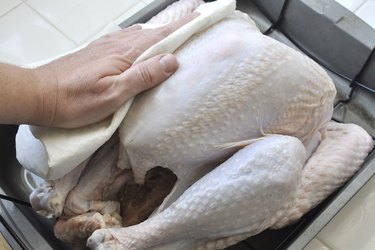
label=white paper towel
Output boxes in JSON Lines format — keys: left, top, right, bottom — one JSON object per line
{"left": 16, "top": 0, "right": 236, "bottom": 180}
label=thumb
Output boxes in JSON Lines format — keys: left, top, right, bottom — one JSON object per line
{"left": 119, "top": 53, "right": 178, "bottom": 99}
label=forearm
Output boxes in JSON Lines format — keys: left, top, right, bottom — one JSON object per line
{"left": 0, "top": 14, "right": 193, "bottom": 128}
{"left": 0, "top": 63, "right": 44, "bottom": 125}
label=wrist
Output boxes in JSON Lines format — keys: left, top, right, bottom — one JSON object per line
{"left": 0, "top": 63, "right": 47, "bottom": 125}
{"left": 30, "top": 65, "right": 58, "bottom": 127}
{"left": 18, "top": 67, "right": 44, "bottom": 126}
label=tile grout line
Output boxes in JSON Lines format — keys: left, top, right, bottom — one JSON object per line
{"left": 84, "top": 0, "right": 146, "bottom": 46}
{"left": 316, "top": 235, "right": 335, "bottom": 250}
{"left": 0, "top": 2, "right": 24, "bottom": 19}
{"left": 23, "top": 2, "right": 79, "bottom": 47}
{"left": 80, "top": 1, "right": 143, "bottom": 46}
{"left": 113, "top": 1, "right": 147, "bottom": 26}
{"left": 110, "top": 1, "right": 141, "bottom": 25}
{"left": 24, "top": 0, "right": 146, "bottom": 47}
{"left": 353, "top": 0, "right": 368, "bottom": 12}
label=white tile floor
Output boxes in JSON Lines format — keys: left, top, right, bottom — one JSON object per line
{"left": 0, "top": 0, "right": 21, "bottom": 17}
{"left": 335, "top": 0, "right": 367, "bottom": 12}
{"left": 315, "top": 176, "right": 375, "bottom": 250}
{"left": 0, "top": 4, "right": 76, "bottom": 65}
{"left": 355, "top": 0, "right": 375, "bottom": 29}
{"left": 0, "top": 0, "right": 374, "bottom": 250}
{"left": 304, "top": 239, "right": 332, "bottom": 250}
{"left": 27, "top": 0, "right": 142, "bottom": 44}
{"left": 0, "top": 0, "right": 152, "bottom": 65}
{"left": 335, "top": 0, "right": 375, "bottom": 28}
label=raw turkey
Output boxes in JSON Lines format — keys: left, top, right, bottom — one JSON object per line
{"left": 27, "top": 0, "right": 373, "bottom": 249}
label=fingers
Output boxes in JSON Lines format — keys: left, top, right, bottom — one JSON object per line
{"left": 120, "top": 12, "right": 199, "bottom": 40}
{"left": 156, "top": 12, "right": 200, "bottom": 36}
{"left": 117, "top": 53, "right": 178, "bottom": 101}
{"left": 120, "top": 12, "right": 199, "bottom": 37}
{"left": 125, "top": 24, "right": 142, "bottom": 31}
{"left": 95, "top": 12, "right": 199, "bottom": 68}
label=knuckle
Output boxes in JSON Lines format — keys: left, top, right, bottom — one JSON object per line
{"left": 146, "top": 29, "right": 166, "bottom": 41}
{"left": 96, "top": 79, "right": 123, "bottom": 106}
{"left": 137, "top": 63, "right": 153, "bottom": 86}
{"left": 101, "top": 33, "right": 112, "bottom": 40}
{"left": 156, "top": 27, "right": 171, "bottom": 37}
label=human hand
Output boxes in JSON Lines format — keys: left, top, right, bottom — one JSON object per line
{"left": 31, "top": 13, "right": 198, "bottom": 128}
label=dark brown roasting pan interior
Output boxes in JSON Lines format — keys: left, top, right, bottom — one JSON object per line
{"left": 1, "top": 0, "right": 374, "bottom": 249}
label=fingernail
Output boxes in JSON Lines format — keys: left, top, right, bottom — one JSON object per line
{"left": 159, "top": 54, "right": 178, "bottom": 73}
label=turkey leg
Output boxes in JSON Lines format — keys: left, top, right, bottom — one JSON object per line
{"left": 87, "top": 135, "right": 306, "bottom": 249}
{"left": 272, "top": 122, "right": 373, "bottom": 228}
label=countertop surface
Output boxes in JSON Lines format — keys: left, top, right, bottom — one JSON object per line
{"left": 0, "top": 232, "right": 11, "bottom": 250}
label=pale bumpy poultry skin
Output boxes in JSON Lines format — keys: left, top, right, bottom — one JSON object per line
{"left": 119, "top": 5, "right": 335, "bottom": 211}
{"left": 271, "top": 122, "right": 374, "bottom": 229}
{"left": 88, "top": 122, "right": 373, "bottom": 250}
{"left": 88, "top": 135, "right": 306, "bottom": 249}
{"left": 88, "top": 0, "right": 371, "bottom": 248}
{"left": 28, "top": 0, "right": 373, "bottom": 249}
